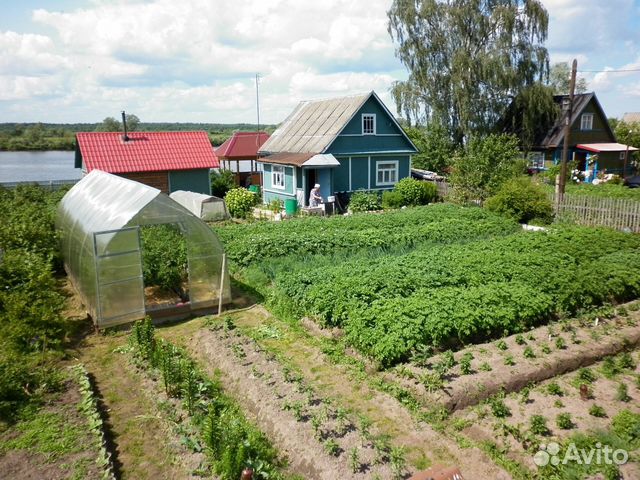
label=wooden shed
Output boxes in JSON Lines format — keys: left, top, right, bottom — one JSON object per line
{"left": 75, "top": 131, "right": 219, "bottom": 195}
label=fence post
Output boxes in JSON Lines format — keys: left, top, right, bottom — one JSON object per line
{"left": 217, "top": 253, "right": 227, "bottom": 316}
{"left": 554, "top": 175, "right": 561, "bottom": 214}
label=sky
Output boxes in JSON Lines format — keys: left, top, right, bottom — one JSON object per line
{"left": 0, "top": 0, "right": 639, "bottom": 124}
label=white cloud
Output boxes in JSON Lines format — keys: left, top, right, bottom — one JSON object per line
{"left": 0, "top": 0, "right": 402, "bottom": 122}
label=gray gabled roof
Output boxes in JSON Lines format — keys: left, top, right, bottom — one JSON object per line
{"left": 259, "top": 91, "right": 416, "bottom": 155}
{"left": 622, "top": 112, "right": 640, "bottom": 123}
{"left": 259, "top": 93, "right": 369, "bottom": 154}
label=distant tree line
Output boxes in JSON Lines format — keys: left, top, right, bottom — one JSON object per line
{"left": 0, "top": 118, "right": 276, "bottom": 151}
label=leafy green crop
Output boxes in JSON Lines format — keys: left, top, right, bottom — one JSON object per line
{"left": 271, "top": 225, "right": 640, "bottom": 366}
{"left": 215, "top": 204, "right": 521, "bottom": 268}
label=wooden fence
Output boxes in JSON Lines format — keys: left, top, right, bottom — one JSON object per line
{"left": 551, "top": 193, "right": 640, "bottom": 233}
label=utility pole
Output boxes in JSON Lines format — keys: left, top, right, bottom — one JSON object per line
{"left": 559, "top": 59, "right": 577, "bottom": 200}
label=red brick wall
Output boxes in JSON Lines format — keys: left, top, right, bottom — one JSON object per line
{"left": 118, "top": 171, "right": 169, "bottom": 193}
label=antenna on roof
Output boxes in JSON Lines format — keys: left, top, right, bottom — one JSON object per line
{"left": 255, "top": 73, "right": 261, "bottom": 145}
{"left": 121, "top": 110, "right": 129, "bottom": 142}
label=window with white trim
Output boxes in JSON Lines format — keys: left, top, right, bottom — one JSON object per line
{"left": 376, "top": 161, "right": 398, "bottom": 185}
{"left": 581, "top": 113, "right": 593, "bottom": 131}
{"left": 271, "top": 165, "right": 285, "bottom": 189}
{"left": 528, "top": 152, "right": 544, "bottom": 169}
{"left": 362, "top": 114, "right": 376, "bottom": 135}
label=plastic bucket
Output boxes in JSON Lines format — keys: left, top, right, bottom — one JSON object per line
{"left": 284, "top": 198, "right": 298, "bottom": 216}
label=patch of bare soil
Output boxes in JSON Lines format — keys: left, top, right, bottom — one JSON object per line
{"left": 160, "top": 307, "right": 511, "bottom": 480}
{"left": 145, "top": 285, "right": 183, "bottom": 307}
{"left": 0, "top": 381, "right": 103, "bottom": 480}
{"left": 453, "top": 349, "right": 640, "bottom": 476}
{"left": 387, "top": 303, "right": 640, "bottom": 412}
{"left": 73, "top": 332, "right": 202, "bottom": 480}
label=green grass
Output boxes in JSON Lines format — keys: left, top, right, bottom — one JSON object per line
{"left": 1, "top": 408, "right": 89, "bottom": 461}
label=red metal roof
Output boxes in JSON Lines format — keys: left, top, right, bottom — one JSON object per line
{"left": 76, "top": 131, "right": 219, "bottom": 174}
{"left": 215, "top": 131, "right": 270, "bottom": 160}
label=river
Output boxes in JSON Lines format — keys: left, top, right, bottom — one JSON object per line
{"left": 0, "top": 151, "right": 80, "bottom": 183}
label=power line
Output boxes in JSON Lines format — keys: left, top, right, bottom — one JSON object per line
{"left": 577, "top": 68, "right": 640, "bottom": 73}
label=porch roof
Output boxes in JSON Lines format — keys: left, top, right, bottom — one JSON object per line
{"left": 577, "top": 143, "right": 638, "bottom": 153}
{"left": 258, "top": 152, "right": 340, "bottom": 167}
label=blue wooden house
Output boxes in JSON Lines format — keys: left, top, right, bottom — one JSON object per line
{"left": 258, "top": 91, "right": 417, "bottom": 206}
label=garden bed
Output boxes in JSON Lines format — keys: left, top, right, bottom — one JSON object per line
{"left": 451, "top": 349, "right": 640, "bottom": 479}
{"left": 384, "top": 302, "right": 640, "bottom": 412}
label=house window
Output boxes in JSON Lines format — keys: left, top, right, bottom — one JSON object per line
{"left": 620, "top": 151, "right": 626, "bottom": 160}
{"left": 376, "top": 161, "right": 398, "bottom": 185}
{"left": 362, "top": 114, "right": 376, "bottom": 135}
{"left": 528, "top": 152, "right": 544, "bottom": 170}
{"left": 271, "top": 165, "right": 285, "bottom": 189}
{"left": 581, "top": 113, "right": 593, "bottom": 131}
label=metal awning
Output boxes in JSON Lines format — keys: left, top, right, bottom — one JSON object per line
{"left": 258, "top": 152, "right": 340, "bottom": 167}
{"left": 577, "top": 143, "right": 638, "bottom": 153}
{"left": 302, "top": 154, "right": 340, "bottom": 167}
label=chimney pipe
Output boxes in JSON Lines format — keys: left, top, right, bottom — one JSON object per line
{"left": 121, "top": 110, "right": 129, "bottom": 141}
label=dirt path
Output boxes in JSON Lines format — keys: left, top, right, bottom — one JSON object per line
{"left": 72, "top": 333, "right": 198, "bottom": 480}
{"left": 159, "top": 306, "right": 511, "bottom": 480}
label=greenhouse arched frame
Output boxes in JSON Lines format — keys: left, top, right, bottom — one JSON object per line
{"left": 57, "top": 170, "right": 231, "bottom": 328}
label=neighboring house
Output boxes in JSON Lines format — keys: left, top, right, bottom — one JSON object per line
{"left": 505, "top": 92, "right": 636, "bottom": 179}
{"left": 257, "top": 91, "right": 418, "bottom": 206}
{"left": 622, "top": 112, "right": 640, "bottom": 123}
{"left": 215, "top": 131, "right": 270, "bottom": 186}
{"left": 75, "top": 131, "right": 218, "bottom": 194}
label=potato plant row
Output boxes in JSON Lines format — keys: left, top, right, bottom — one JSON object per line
{"left": 215, "top": 204, "right": 521, "bottom": 267}
{"left": 274, "top": 227, "right": 640, "bottom": 366}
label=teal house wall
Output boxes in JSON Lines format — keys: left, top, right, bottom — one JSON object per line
{"left": 262, "top": 163, "right": 297, "bottom": 204}
{"left": 258, "top": 91, "right": 418, "bottom": 206}
{"left": 169, "top": 169, "right": 211, "bottom": 195}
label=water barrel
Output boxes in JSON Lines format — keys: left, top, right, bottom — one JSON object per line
{"left": 284, "top": 198, "right": 298, "bottom": 216}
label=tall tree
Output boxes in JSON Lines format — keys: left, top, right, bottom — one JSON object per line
{"left": 95, "top": 114, "right": 140, "bottom": 132}
{"left": 549, "top": 62, "right": 587, "bottom": 95}
{"left": 388, "top": 0, "right": 550, "bottom": 146}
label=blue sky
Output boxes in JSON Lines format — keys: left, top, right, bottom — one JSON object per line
{"left": 0, "top": 0, "right": 639, "bottom": 124}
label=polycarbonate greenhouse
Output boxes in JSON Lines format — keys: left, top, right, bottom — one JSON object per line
{"left": 169, "top": 190, "right": 229, "bottom": 221}
{"left": 57, "top": 170, "right": 231, "bottom": 328}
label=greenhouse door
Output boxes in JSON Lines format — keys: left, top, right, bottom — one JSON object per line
{"left": 94, "top": 227, "right": 146, "bottom": 327}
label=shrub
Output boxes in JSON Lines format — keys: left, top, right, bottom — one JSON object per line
{"left": 484, "top": 177, "right": 553, "bottom": 224}
{"left": 393, "top": 178, "right": 437, "bottom": 206}
{"left": 349, "top": 190, "right": 381, "bottom": 212}
{"left": 225, "top": 187, "right": 258, "bottom": 218}
{"left": 210, "top": 169, "right": 236, "bottom": 198}
{"left": 449, "top": 133, "right": 524, "bottom": 203}
{"left": 382, "top": 190, "right": 404, "bottom": 209}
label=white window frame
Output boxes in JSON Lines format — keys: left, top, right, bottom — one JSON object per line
{"left": 528, "top": 152, "right": 544, "bottom": 169}
{"left": 362, "top": 114, "right": 376, "bottom": 135}
{"left": 581, "top": 113, "right": 593, "bottom": 131}
{"left": 271, "top": 164, "right": 285, "bottom": 190}
{"left": 620, "top": 151, "right": 626, "bottom": 160}
{"left": 376, "top": 160, "right": 398, "bottom": 186}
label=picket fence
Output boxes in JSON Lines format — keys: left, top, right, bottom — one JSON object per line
{"left": 551, "top": 193, "right": 640, "bottom": 233}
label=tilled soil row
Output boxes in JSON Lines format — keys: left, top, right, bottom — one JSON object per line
{"left": 386, "top": 309, "right": 640, "bottom": 412}
{"left": 163, "top": 310, "right": 512, "bottom": 480}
